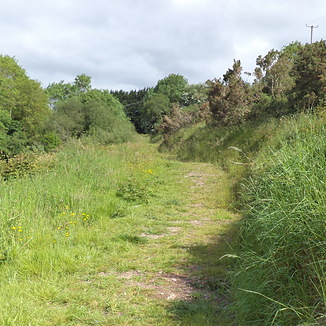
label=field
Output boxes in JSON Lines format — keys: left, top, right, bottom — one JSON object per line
{"left": 0, "top": 136, "right": 238, "bottom": 325}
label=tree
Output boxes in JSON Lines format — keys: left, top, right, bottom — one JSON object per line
{"left": 47, "top": 82, "right": 135, "bottom": 144}
{"left": 255, "top": 49, "right": 295, "bottom": 99}
{"left": 0, "top": 109, "right": 27, "bottom": 157}
{"left": 159, "top": 103, "right": 193, "bottom": 137}
{"left": 0, "top": 55, "right": 49, "bottom": 138}
{"left": 142, "top": 93, "right": 170, "bottom": 133}
{"left": 207, "top": 60, "right": 251, "bottom": 125}
{"left": 154, "top": 73, "right": 188, "bottom": 104}
{"left": 50, "top": 97, "right": 85, "bottom": 140}
{"left": 292, "top": 40, "right": 326, "bottom": 110}
{"left": 110, "top": 88, "right": 151, "bottom": 133}
{"left": 46, "top": 74, "right": 92, "bottom": 105}
{"left": 72, "top": 74, "right": 92, "bottom": 93}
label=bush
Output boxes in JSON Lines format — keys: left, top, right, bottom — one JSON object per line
{"left": 0, "top": 152, "right": 55, "bottom": 180}
{"left": 41, "top": 132, "right": 62, "bottom": 151}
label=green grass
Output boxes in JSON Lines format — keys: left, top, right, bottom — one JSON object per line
{"left": 162, "top": 113, "right": 326, "bottom": 325}
{"left": 160, "top": 114, "right": 325, "bottom": 205}
{"left": 232, "top": 116, "right": 326, "bottom": 325}
{"left": 0, "top": 136, "right": 238, "bottom": 325}
{"left": 2, "top": 113, "right": 323, "bottom": 325}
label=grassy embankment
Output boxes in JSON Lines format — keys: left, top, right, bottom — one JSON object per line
{"left": 161, "top": 113, "right": 326, "bottom": 325}
{"left": 0, "top": 136, "right": 239, "bottom": 325}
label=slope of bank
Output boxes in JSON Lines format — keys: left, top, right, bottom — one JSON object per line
{"left": 160, "top": 113, "right": 326, "bottom": 325}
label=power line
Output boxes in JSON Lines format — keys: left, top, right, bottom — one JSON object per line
{"left": 306, "top": 24, "right": 318, "bottom": 44}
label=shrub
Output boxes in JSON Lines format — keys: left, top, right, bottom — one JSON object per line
{"left": 41, "top": 132, "right": 62, "bottom": 151}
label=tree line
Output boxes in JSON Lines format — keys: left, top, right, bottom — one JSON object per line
{"left": 112, "top": 40, "right": 325, "bottom": 138}
{"left": 0, "top": 40, "right": 325, "bottom": 158}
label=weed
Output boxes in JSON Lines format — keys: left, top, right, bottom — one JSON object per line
{"left": 116, "top": 179, "right": 150, "bottom": 203}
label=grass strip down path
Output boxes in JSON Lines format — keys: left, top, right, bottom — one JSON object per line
{"left": 0, "top": 138, "right": 239, "bottom": 325}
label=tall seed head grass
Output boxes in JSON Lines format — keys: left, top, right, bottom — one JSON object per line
{"left": 232, "top": 115, "right": 326, "bottom": 325}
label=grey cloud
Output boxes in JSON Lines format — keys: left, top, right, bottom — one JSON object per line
{"left": 1, "top": 0, "right": 325, "bottom": 90}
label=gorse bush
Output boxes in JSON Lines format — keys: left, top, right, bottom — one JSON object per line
{"left": 0, "top": 152, "right": 55, "bottom": 180}
{"left": 232, "top": 116, "right": 326, "bottom": 325}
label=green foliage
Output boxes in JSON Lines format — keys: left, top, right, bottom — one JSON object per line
{"left": 116, "top": 179, "right": 150, "bottom": 203}
{"left": 292, "top": 40, "right": 326, "bottom": 110}
{"left": 0, "top": 109, "right": 27, "bottom": 157}
{"left": 232, "top": 116, "right": 325, "bottom": 325}
{"left": 205, "top": 41, "right": 326, "bottom": 126}
{"left": 45, "top": 73, "right": 92, "bottom": 105}
{"left": 40, "top": 132, "right": 62, "bottom": 152}
{"left": 0, "top": 152, "right": 55, "bottom": 180}
{"left": 181, "top": 83, "right": 209, "bottom": 106}
{"left": 0, "top": 55, "right": 50, "bottom": 156}
{"left": 254, "top": 48, "right": 295, "bottom": 115}
{"left": 50, "top": 97, "right": 85, "bottom": 139}
{"left": 46, "top": 78, "right": 135, "bottom": 144}
{"left": 207, "top": 60, "right": 251, "bottom": 126}
{"left": 142, "top": 93, "right": 170, "bottom": 133}
{"left": 116, "top": 161, "right": 157, "bottom": 204}
{"left": 161, "top": 113, "right": 326, "bottom": 325}
{"left": 154, "top": 73, "right": 188, "bottom": 104}
{"left": 111, "top": 88, "right": 151, "bottom": 133}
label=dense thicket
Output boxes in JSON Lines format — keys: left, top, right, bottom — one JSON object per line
{"left": 46, "top": 76, "right": 135, "bottom": 146}
{"left": 110, "top": 88, "right": 150, "bottom": 133}
{"left": 206, "top": 41, "right": 325, "bottom": 126}
{"left": 112, "top": 74, "right": 208, "bottom": 134}
{"left": 110, "top": 41, "right": 325, "bottom": 140}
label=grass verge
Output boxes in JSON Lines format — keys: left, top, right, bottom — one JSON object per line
{"left": 232, "top": 116, "right": 325, "bottom": 325}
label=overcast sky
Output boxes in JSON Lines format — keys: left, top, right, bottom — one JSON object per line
{"left": 2, "top": 0, "right": 325, "bottom": 90}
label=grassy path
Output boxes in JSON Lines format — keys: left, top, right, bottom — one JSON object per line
{"left": 125, "top": 161, "right": 239, "bottom": 325}
{"left": 0, "top": 140, "right": 238, "bottom": 325}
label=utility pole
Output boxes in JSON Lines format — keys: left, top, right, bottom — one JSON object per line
{"left": 306, "top": 24, "right": 318, "bottom": 44}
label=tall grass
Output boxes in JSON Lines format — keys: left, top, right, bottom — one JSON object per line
{"left": 0, "top": 134, "right": 240, "bottom": 325}
{"left": 162, "top": 113, "right": 325, "bottom": 324}
{"left": 0, "top": 138, "right": 169, "bottom": 324}
{"left": 160, "top": 115, "right": 316, "bottom": 207}
{"left": 232, "top": 116, "right": 325, "bottom": 325}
